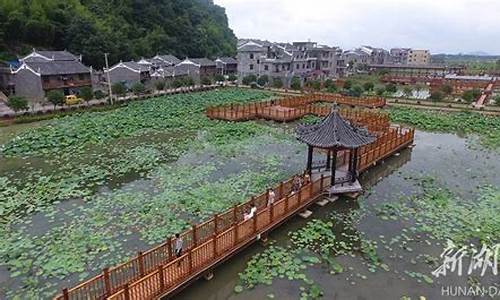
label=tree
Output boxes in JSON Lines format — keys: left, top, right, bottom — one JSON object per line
{"left": 272, "top": 78, "right": 283, "bottom": 89}
{"left": 471, "top": 88, "right": 482, "bottom": 99}
{"left": 462, "top": 90, "right": 475, "bottom": 103}
{"left": 375, "top": 87, "right": 385, "bottom": 96}
{"left": 6, "top": 96, "right": 28, "bottom": 112}
{"left": 80, "top": 87, "right": 93, "bottom": 105}
{"left": 403, "top": 86, "right": 413, "bottom": 98}
{"left": 155, "top": 80, "right": 166, "bottom": 92}
{"left": 214, "top": 74, "right": 225, "bottom": 82}
{"left": 257, "top": 75, "right": 269, "bottom": 86}
{"left": 430, "top": 90, "right": 444, "bottom": 102}
{"left": 184, "top": 77, "right": 195, "bottom": 87}
{"left": 228, "top": 74, "right": 238, "bottom": 82}
{"left": 131, "top": 82, "right": 146, "bottom": 95}
{"left": 291, "top": 76, "right": 301, "bottom": 90}
{"left": 201, "top": 76, "right": 212, "bottom": 86}
{"left": 440, "top": 84, "right": 453, "bottom": 95}
{"left": 343, "top": 80, "right": 353, "bottom": 90}
{"left": 94, "top": 90, "right": 106, "bottom": 100}
{"left": 349, "top": 85, "right": 364, "bottom": 97}
{"left": 242, "top": 75, "right": 257, "bottom": 85}
{"left": 324, "top": 79, "right": 334, "bottom": 89}
{"left": 326, "top": 84, "right": 337, "bottom": 93}
{"left": 363, "top": 81, "right": 374, "bottom": 92}
{"left": 112, "top": 82, "right": 126, "bottom": 97}
{"left": 385, "top": 83, "right": 397, "bottom": 94}
{"left": 47, "top": 90, "right": 64, "bottom": 109}
{"left": 494, "top": 95, "right": 500, "bottom": 105}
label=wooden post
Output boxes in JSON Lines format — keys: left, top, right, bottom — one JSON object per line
{"left": 253, "top": 212, "right": 257, "bottom": 233}
{"left": 124, "top": 283, "right": 130, "bottom": 300}
{"left": 306, "top": 145, "right": 313, "bottom": 176}
{"left": 138, "top": 251, "right": 145, "bottom": 276}
{"left": 298, "top": 187, "right": 302, "bottom": 204}
{"left": 167, "top": 237, "right": 172, "bottom": 261}
{"left": 189, "top": 251, "right": 193, "bottom": 273}
{"left": 158, "top": 265, "right": 165, "bottom": 290}
{"left": 325, "top": 150, "right": 331, "bottom": 170}
{"left": 214, "top": 214, "right": 219, "bottom": 235}
{"left": 279, "top": 182, "right": 284, "bottom": 199}
{"left": 320, "top": 174, "right": 324, "bottom": 191}
{"left": 192, "top": 225, "right": 198, "bottom": 247}
{"left": 103, "top": 267, "right": 111, "bottom": 296}
{"left": 213, "top": 233, "right": 217, "bottom": 257}
{"left": 331, "top": 149, "right": 337, "bottom": 187}
{"left": 284, "top": 195, "right": 289, "bottom": 212}
{"left": 352, "top": 148, "right": 359, "bottom": 183}
{"left": 62, "top": 288, "right": 69, "bottom": 300}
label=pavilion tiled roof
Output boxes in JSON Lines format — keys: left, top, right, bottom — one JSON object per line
{"left": 296, "top": 106, "right": 376, "bottom": 149}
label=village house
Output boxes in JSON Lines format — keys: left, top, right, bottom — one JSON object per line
{"left": 215, "top": 57, "right": 238, "bottom": 75}
{"left": 8, "top": 50, "right": 92, "bottom": 102}
{"left": 176, "top": 58, "right": 217, "bottom": 81}
{"left": 105, "top": 61, "right": 150, "bottom": 87}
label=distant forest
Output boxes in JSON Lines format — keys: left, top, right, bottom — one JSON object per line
{"left": 0, "top": 0, "right": 237, "bottom": 68}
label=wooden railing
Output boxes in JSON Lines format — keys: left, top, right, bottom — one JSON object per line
{"left": 55, "top": 117, "right": 414, "bottom": 300}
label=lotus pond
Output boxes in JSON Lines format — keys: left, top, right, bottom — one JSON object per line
{"left": 1, "top": 89, "right": 499, "bottom": 299}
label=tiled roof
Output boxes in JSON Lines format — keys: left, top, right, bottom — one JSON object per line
{"left": 189, "top": 58, "right": 216, "bottom": 67}
{"left": 23, "top": 50, "right": 79, "bottom": 62}
{"left": 296, "top": 106, "right": 376, "bottom": 149}
{"left": 156, "top": 55, "right": 181, "bottom": 65}
{"left": 24, "top": 60, "right": 90, "bottom": 75}
{"left": 217, "top": 57, "right": 237, "bottom": 64}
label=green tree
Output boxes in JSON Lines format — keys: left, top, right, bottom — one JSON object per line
{"left": 462, "top": 90, "right": 475, "bottom": 103}
{"left": 385, "top": 83, "right": 398, "bottom": 94}
{"left": 257, "top": 75, "right": 269, "bottom": 86}
{"left": 324, "top": 79, "right": 334, "bottom": 89}
{"left": 80, "top": 87, "right": 93, "bottom": 104}
{"left": 242, "top": 75, "right": 257, "bottom": 85}
{"left": 184, "top": 77, "right": 195, "bottom": 87}
{"left": 214, "top": 74, "right": 225, "bottom": 82}
{"left": 47, "top": 90, "right": 64, "bottom": 109}
{"left": 375, "top": 87, "right": 385, "bottom": 96}
{"left": 112, "top": 82, "right": 127, "bottom": 97}
{"left": 94, "top": 90, "right": 106, "bottom": 100}
{"left": 471, "top": 88, "right": 482, "bottom": 99}
{"left": 430, "top": 90, "right": 444, "bottom": 102}
{"left": 494, "top": 95, "right": 500, "bottom": 105}
{"left": 349, "top": 85, "right": 364, "bottom": 97}
{"left": 155, "top": 80, "right": 166, "bottom": 92}
{"left": 228, "top": 74, "right": 238, "bottom": 82}
{"left": 6, "top": 96, "right": 28, "bottom": 112}
{"left": 201, "top": 76, "right": 212, "bottom": 86}
{"left": 326, "top": 85, "right": 337, "bottom": 93}
{"left": 131, "top": 82, "right": 146, "bottom": 95}
{"left": 291, "top": 76, "right": 301, "bottom": 90}
{"left": 272, "top": 78, "right": 283, "bottom": 89}
{"left": 172, "top": 78, "right": 184, "bottom": 88}
{"left": 363, "top": 81, "right": 374, "bottom": 92}
{"left": 343, "top": 80, "right": 353, "bottom": 90}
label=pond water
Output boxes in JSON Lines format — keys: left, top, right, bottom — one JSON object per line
{"left": 173, "top": 130, "right": 500, "bottom": 300}
{"left": 1, "top": 109, "right": 499, "bottom": 299}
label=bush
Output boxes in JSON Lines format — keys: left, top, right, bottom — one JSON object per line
{"left": 385, "top": 83, "right": 397, "bottom": 94}
{"left": 324, "top": 79, "right": 334, "bottom": 89}
{"left": 308, "top": 80, "right": 321, "bottom": 91}
{"left": 94, "top": 90, "right": 106, "bottom": 99}
{"left": 47, "top": 90, "right": 65, "bottom": 108}
{"left": 290, "top": 76, "right": 301, "bottom": 90}
{"left": 184, "top": 77, "right": 195, "bottom": 87}
{"left": 172, "top": 78, "right": 184, "bottom": 88}
{"left": 327, "top": 85, "right": 337, "bottom": 93}
{"left": 257, "top": 75, "right": 269, "bottom": 86}
{"left": 375, "top": 87, "right": 385, "bottom": 96}
{"left": 228, "top": 74, "right": 238, "bottom": 82}
{"left": 214, "top": 74, "right": 225, "bottom": 82}
{"left": 201, "top": 76, "right": 212, "bottom": 86}
{"left": 440, "top": 84, "right": 453, "bottom": 95}
{"left": 80, "top": 86, "right": 93, "bottom": 102}
{"left": 6, "top": 96, "right": 29, "bottom": 112}
{"left": 155, "top": 80, "right": 166, "bottom": 91}
{"left": 430, "top": 90, "right": 444, "bottom": 102}
{"left": 363, "top": 81, "right": 374, "bottom": 91}
{"left": 130, "top": 82, "right": 146, "bottom": 95}
{"left": 272, "top": 77, "right": 283, "bottom": 89}
{"left": 343, "top": 79, "right": 353, "bottom": 90}
{"left": 242, "top": 75, "right": 257, "bottom": 85}
{"left": 349, "top": 85, "right": 364, "bottom": 97}
{"left": 111, "top": 82, "right": 126, "bottom": 97}
{"left": 403, "top": 86, "right": 413, "bottom": 98}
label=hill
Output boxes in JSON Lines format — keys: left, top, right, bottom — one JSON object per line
{"left": 0, "top": 0, "right": 237, "bottom": 68}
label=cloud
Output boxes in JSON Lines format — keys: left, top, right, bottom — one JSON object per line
{"left": 215, "top": 0, "right": 500, "bottom": 54}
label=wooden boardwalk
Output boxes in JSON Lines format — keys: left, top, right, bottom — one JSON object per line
{"left": 55, "top": 96, "right": 413, "bottom": 300}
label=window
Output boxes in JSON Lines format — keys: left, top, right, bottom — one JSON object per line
{"left": 296, "top": 64, "right": 300, "bottom": 69}
{"left": 302, "top": 64, "right": 305, "bottom": 69}
{"left": 250, "top": 64, "right": 254, "bottom": 70}
{"left": 257, "top": 59, "right": 260, "bottom": 64}
{"left": 250, "top": 53, "right": 254, "bottom": 59}
{"left": 264, "top": 65, "right": 269, "bottom": 71}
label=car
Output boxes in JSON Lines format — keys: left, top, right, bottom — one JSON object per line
{"left": 64, "top": 95, "right": 83, "bottom": 105}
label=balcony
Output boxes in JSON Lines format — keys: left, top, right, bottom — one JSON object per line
{"left": 42, "top": 79, "right": 92, "bottom": 90}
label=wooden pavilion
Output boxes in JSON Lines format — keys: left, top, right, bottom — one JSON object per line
{"left": 296, "top": 105, "right": 376, "bottom": 190}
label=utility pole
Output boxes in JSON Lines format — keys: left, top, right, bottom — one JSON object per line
{"left": 104, "top": 53, "right": 113, "bottom": 104}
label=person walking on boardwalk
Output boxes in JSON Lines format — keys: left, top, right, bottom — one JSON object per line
{"left": 267, "top": 189, "right": 276, "bottom": 207}
{"left": 291, "top": 176, "right": 300, "bottom": 194}
{"left": 174, "top": 233, "right": 183, "bottom": 266}
{"left": 248, "top": 204, "right": 257, "bottom": 218}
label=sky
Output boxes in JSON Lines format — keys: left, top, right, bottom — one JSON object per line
{"left": 214, "top": 0, "right": 500, "bottom": 55}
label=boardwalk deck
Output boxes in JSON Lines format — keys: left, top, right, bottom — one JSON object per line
{"left": 55, "top": 96, "right": 413, "bottom": 300}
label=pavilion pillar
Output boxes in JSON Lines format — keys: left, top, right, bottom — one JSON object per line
{"left": 306, "top": 145, "right": 313, "bottom": 176}
{"left": 330, "top": 149, "right": 337, "bottom": 187}
{"left": 351, "top": 148, "right": 358, "bottom": 183}
{"left": 325, "top": 150, "right": 331, "bottom": 171}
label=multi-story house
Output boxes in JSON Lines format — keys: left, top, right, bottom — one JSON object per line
{"left": 11, "top": 50, "right": 92, "bottom": 102}
{"left": 105, "top": 61, "right": 151, "bottom": 87}
{"left": 406, "top": 49, "right": 431, "bottom": 65}
{"left": 215, "top": 57, "right": 238, "bottom": 75}
{"left": 389, "top": 48, "right": 411, "bottom": 64}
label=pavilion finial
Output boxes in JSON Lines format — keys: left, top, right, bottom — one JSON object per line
{"left": 331, "top": 102, "right": 339, "bottom": 112}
